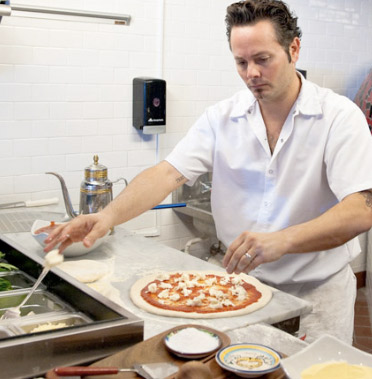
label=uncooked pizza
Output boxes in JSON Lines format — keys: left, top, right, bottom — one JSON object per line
{"left": 130, "top": 271, "right": 272, "bottom": 318}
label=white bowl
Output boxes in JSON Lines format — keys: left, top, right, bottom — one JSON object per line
{"left": 31, "top": 219, "right": 107, "bottom": 258}
{"left": 164, "top": 326, "right": 222, "bottom": 359}
{"left": 216, "top": 343, "right": 281, "bottom": 378}
{"left": 281, "top": 334, "right": 372, "bottom": 379}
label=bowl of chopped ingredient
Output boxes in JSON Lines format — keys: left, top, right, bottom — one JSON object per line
{"left": 31, "top": 220, "right": 107, "bottom": 257}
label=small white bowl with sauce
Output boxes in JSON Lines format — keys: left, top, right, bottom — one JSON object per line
{"left": 31, "top": 219, "right": 107, "bottom": 258}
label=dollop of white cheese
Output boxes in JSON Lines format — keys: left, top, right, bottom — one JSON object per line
{"left": 219, "top": 277, "right": 230, "bottom": 285}
{"left": 158, "top": 289, "right": 170, "bottom": 299}
{"left": 186, "top": 293, "right": 205, "bottom": 307}
{"left": 176, "top": 282, "right": 187, "bottom": 290}
{"left": 159, "top": 282, "right": 172, "bottom": 289}
{"left": 221, "top": 299, "right": 234, "bottom": 307}
{"left": 182, "top": 288, "right": 192, "bottom": 297}
{"left": 193, "top": 273, "right": 206, "bottom": 281}
{"left": 205, "top": 277, "right": 217, "bottom": 286}
{"left": 209, "top": 288, "right": 226, "bottom": 299}
{"left": 231, "top": 285, "right": 247, "bottom": 301}
{"left": 44, "top": 249, "right": 64, "bottom": 269}
{"left": 148, "top": 283, "right": 157, "bottom": 293}
{"left": 231, "top": 276, "right": 243, "bottom": 285}
{"left": 185, "top": 280, "right": 196, "bottom": 288}
{"left": 169, "top": 293, "right": 180, "bottom": 301}
{"left": 209, "top": 301, "right": 223, "bottom": 309}
{"left": 157, "top": 273, "right": 170, "bottom": 281}
{"left": 180, "top": 273, "right": 190, "bottom": 282}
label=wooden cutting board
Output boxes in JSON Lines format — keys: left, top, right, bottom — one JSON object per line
{"left": 81, "top": 324, "right": 228, "bottom": 378}
{"left": 80, "top": 324, "right": 286, "bottom": 379}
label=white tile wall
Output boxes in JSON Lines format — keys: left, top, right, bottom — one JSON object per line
{"left": 0, "top": 0, "right": 371, "bottom": 254}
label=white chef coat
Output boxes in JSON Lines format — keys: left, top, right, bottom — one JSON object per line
{"left": 166, "top": 74, "right": 372, "bottom": 285}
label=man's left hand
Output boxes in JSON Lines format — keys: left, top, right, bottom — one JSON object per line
{"left": 222, "top": 230, "right": 287, "bottom": 274}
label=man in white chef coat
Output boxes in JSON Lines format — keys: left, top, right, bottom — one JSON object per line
{"left": 43, "top": 0, "right": 372, "bottom": 344}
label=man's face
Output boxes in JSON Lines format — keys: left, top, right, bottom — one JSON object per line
{"left": 230, "top": 20, "right": 300, "bottom": 104}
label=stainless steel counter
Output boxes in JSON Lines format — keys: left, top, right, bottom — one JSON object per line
{"left": 6, "top": 215, "right": 312, "bottom": 340}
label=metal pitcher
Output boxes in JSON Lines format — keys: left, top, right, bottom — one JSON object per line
{"left": 47, "top": 155, "right": 127, "bottom": 219}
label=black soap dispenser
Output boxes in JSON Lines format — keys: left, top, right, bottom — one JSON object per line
{"left": 133, "top": 77, "right": 166, "bottom": 134}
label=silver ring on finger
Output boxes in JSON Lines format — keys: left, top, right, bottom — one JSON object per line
{"left": 245, "top": 252, "right": 252, "bottom": 260}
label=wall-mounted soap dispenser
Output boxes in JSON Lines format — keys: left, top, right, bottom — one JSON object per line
{"left": 133, "top": 77, "right": 166, "bottom": 134}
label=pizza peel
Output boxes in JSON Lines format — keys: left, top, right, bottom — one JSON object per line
{"left": 53, "top": 362, "right": 179, "bottom": 378}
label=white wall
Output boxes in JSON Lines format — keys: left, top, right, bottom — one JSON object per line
{"left": 0, "top": 0, "right": 371, "bottom": 251}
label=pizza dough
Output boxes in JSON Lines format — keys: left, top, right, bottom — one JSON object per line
{"left": 301, "top": 361, "right": 372, "bottom": 379}
{"left": 87, "top": 280, "right": 125, "bottom": 307}
{"left": 130, "top": 270, "right": 272, "bottom": 319}
{"left": 57, "top": 260, "right": 109, "bottom": 283}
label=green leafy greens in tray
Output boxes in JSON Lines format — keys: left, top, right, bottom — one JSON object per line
{"left": 0, "top": 278, "right": 12, "bottom": 291}
{"left": 0, "top": 251, "right": 18, "bottom": 272}
{"left": 0, "top": 263, "right": 18, "bottom": 272}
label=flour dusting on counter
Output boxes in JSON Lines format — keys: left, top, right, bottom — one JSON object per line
{"left": 87, "top": 279, "right": 125, "bottom": 307}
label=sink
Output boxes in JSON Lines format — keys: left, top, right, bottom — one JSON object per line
{"left": 172, "top": 173, "right": 216, "bottom": 236}
{"left": 188, "top": 199, "right": 211, "bottom": 213}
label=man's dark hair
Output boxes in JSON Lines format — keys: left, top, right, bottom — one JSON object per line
{"left": 225, "top": 0, "right": 302, "bottom": 61}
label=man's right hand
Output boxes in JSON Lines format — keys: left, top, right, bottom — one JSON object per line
{"left": 41, "top": 213, "right": 112, "bottom": 254}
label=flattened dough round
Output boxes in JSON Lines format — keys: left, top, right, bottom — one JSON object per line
{"left": 58, "top": 260, "right": 109, "bottom": 283}
{"left": 130, "top": 270, "right": 272, "bottom": 319}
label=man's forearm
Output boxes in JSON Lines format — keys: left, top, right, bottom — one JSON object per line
{"left": 282, "top": 190, "right": 372, "bottom": 254}
{"left": 223, "top": 190, "right": 372, "bottom": 274}
{"left": 101, "top": 161, "right": 187, "bottom": 227}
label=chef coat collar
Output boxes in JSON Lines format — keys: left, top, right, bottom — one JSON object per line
{"left": 230, "top": 90, "right": 256, "bottom": 118}
{"left": 295, "top": 72, "right": 323, "bottom": 117}
{"left": 230, "top": 71, "right": 323, "bottom": 119}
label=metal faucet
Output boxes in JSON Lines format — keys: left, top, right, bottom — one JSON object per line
{"left": 200, "top": 181, "right": 212, "bottom": 194}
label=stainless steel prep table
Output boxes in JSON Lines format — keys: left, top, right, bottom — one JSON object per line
{"left": 0, "top": 232, "right": 144, "bottom": 379}
{"left": 6, "top": 217, "right": 312, "bottom": 340}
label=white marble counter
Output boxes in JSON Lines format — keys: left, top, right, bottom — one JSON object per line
{"left": 4, "top": 219, "right": 312, "bottom": 340}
